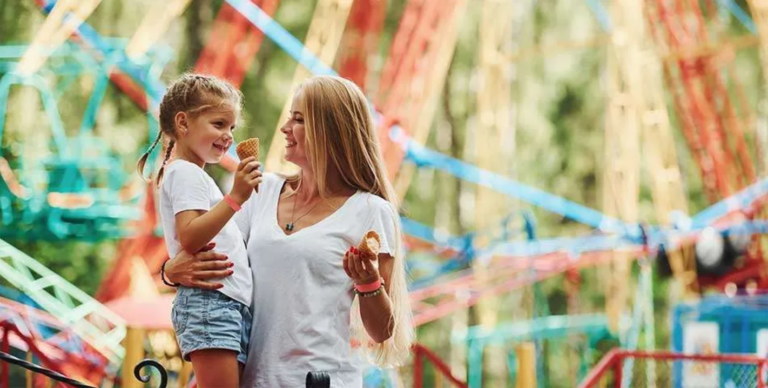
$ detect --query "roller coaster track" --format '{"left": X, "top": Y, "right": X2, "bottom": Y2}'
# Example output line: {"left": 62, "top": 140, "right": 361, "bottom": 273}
{"left": 0, "top": 239, "right": 124, "bottom": 367}
{"left": 0, "top": 296, "right": 109, "bottom": 386}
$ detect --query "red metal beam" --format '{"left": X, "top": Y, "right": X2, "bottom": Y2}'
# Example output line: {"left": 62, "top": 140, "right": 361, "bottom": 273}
{"left": 0, "top": 297, "right": 109, "bottom": 385}
{"left": 649, "top": 0, "right": 756, "bottom": 199}
{"left": 579, "top": 349, "right": 768, "bottom": 388}
{"left": 338, "top": 0, "right": 387, "bottom": 88}
{"left": 194, "top": 0, "right": 280, "bottom": 87}
{"left": 412, "top": 343, "right": 468, "bottom": 388}
{"left": 374, "top": 0, "right": 459, "bottom": 180}
{"left": 646, "top": 0, "right": 765, "bottom": 290}
{"left": 96, "top": 184, "right": 166, "bottom": 302}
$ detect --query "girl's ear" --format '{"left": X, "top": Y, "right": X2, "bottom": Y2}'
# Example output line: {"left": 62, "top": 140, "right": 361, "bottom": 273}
{"left": 175, "top": 111, "right": 188, "bottom": 135}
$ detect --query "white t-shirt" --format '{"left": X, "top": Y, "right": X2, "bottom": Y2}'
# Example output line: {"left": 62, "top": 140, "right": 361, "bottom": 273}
{"left": 159, "top": 160, "right": 253, "bottom": 307}
{"left": 236, "top": 173, "right": 398, "bottom": 388}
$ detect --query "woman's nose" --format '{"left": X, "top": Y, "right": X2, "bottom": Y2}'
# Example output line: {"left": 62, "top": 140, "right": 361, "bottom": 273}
{"left": 280, "top": 121, "right": 290, "bottom": 134}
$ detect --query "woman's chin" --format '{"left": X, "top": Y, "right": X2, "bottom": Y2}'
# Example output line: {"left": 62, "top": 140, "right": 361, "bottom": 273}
{"left": 284, "top": 155, "right": 309, "bottom": 168}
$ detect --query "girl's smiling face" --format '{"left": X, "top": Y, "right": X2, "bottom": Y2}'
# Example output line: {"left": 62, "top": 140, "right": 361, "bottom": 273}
{"left": 176, "top": 100, "right": 238, "bottom": 167}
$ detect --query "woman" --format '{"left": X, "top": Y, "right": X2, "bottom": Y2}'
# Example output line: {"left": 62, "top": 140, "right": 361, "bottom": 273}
{"left": 163, "top": 75, "right": 414, "bottom": 387}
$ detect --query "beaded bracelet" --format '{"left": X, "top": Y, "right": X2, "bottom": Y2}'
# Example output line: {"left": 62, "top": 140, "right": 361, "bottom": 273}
{"left": 355, "top": 286, "right": 383, "bottom": 298}
{"left": 161, "top": 259, "right": 180, "bottom": 287}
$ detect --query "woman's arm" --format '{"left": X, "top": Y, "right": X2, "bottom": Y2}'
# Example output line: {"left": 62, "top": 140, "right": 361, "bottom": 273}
{"left": 345, "top": 249, "right": 395, "bottom": 343}
{"left": 358, "top": 253, "right": 395, "bottom": 342}
{"left": 164, "top": 243, "right": 234, "bottom": 290}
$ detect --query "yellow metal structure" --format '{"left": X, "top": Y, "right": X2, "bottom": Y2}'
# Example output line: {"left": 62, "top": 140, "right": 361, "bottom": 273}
{"left": 515, "top": 342, "right": 537, "bottom": 388}
{"left": 264, "top": 0, "right": 354, "bottom": 175}
{"left": 469, "top": 0, "right": 516, "bottom": 381}
{"left": 18, "top": 0, "right": 102, "bottom": 75}
{"left": 125, "top": 0, "right": 193, "bottom": 60}
{"left": 604, "top": 0, "right": 694, "bottom": 331}
{"left": 121, "top": 327, "right": 145, "bottom": 388}
{"left": 640, "top": 56, "right": 698, "bottom": 297}
{"left": 747, "top": 0, "right": 768, "bottom": 176}
{"left": 473, "top": 0, "right": 515, "bottom": 245}
{"left": 748, "top": 0, "right": 768, "bottom": 94}
{"left": 603, "top": 0, "right": 643, "bottom": 332}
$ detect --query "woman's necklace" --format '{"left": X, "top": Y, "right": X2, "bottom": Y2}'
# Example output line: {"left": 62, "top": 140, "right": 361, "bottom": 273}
{"left": 285, "top": 194, "right": 324, "bottom": 232}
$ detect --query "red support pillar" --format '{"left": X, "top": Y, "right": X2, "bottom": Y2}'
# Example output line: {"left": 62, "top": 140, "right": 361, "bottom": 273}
{"left": 194, "top": 0, "right": 281, "bottom": 87}
{"left": 2, "top": 328, "right": 8, "bottom": 388}
{"left": 338, "top": 0, "right": 387, "bottom": 88}
{"left": 613, "top": 354, "right": 623, "bottom": 388}
{"left": 413, "top": 345, "right": 423, "bottom": 388}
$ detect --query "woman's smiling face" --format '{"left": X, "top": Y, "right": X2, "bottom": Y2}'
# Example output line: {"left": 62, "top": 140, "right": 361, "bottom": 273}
{"left": 280, "top": 91, "right": 308, "bottom": 167}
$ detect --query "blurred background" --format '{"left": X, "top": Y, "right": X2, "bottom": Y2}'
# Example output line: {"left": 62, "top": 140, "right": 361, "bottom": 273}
{"left": 2, "top": 0, "right": 768, "bottom": 387}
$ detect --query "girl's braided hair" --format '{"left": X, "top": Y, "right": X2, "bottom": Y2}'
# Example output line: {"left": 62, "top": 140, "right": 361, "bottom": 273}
{"left": 137, "top": 73, "right": 243, "bottom": 186}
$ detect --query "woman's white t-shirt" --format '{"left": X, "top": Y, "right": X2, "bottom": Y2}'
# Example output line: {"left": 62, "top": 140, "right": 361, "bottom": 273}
{"left": 235, "top": 173, "right": 398, "bottom": 388}
{"left": 159, "top": 160, "right": 253, "bottom": 306}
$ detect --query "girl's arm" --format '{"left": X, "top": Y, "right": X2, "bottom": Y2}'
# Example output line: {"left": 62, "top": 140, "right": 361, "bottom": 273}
{"left": 176, "top": 201, "right": 241, "bottom": 254}
{"left": 177, "top": 157, "right": 261, "bottom": 253}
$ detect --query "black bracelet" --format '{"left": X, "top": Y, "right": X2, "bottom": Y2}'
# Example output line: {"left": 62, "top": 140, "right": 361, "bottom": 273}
{"left": 161, "top": 259, "right": 180, "bottom": 287}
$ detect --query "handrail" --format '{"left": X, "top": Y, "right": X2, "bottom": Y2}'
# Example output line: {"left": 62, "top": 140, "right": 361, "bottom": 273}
{"left": 412, "top": 343, "right": 468, "bottom": 387}
{"left": 578, "top": 349, "right": 768, "bottom": 388}
{"left": 0, "top": 351, "right": 338, "bottom": 388}
{"left": 0, "top": 351, "right": 94, "bottom": 388}
{"left": 0, "top": 351, "right": 168, "bottom": 388}
{"left": 577, "top": 348, "right": 621, "bottom": 388}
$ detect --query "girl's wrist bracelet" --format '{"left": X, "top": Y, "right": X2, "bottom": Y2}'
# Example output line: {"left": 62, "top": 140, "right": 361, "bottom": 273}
{"left": 223, "top": 194, "right": 242, "bottom": 212}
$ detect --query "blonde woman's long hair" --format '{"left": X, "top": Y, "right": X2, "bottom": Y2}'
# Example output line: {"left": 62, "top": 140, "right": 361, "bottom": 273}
{"left": 292, "top": 75, "right": 414, "bottom": 366}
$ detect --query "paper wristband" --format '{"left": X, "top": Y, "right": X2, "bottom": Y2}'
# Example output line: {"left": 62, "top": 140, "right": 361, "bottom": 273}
{"left": 223, "top": 194, "right": 242, "bottom": 212}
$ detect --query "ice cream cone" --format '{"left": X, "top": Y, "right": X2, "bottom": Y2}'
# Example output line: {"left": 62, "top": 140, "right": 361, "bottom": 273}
{"left": 236, "top": 138, "right": 260, "bottom": 193}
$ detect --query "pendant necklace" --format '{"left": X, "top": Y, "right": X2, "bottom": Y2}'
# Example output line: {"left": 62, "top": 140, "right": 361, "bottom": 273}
{"left": 285, "top": 194, "right": 324, "bottom": 232}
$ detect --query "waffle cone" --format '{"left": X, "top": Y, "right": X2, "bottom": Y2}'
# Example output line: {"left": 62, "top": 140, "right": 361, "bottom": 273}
{"left": 357, "top": 230, "right": 381, "bottom": 259}
{"left": 236, "top": 138, "right": 259, "bottom": 160}
{"left": 236, "top": 138, "right": 260, "bottom": 193}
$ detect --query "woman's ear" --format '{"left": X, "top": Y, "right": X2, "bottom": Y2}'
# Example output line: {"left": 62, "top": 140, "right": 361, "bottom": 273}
{"left": 175, "top": 111, "right": 189, "bottom": 135}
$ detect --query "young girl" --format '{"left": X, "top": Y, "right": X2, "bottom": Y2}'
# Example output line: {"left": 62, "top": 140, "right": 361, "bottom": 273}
{"left": 137, "top": 73, "right": 261, "bottom": 388}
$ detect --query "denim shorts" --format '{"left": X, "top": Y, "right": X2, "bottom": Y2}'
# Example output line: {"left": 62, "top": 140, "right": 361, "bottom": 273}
{"left": 171, "top": 287, "right": 252, "bottom": 365}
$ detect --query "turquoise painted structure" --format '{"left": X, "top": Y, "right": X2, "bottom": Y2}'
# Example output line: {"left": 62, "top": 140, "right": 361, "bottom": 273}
{"left": 0, "top": 41, "right": 172, "bottom": 240}
{"left": 453, "top": 314, "right": 619, "bottom": 388}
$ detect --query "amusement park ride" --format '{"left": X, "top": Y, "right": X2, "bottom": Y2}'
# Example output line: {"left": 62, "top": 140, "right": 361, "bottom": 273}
{"left": 1, "top": 0, "right": 768, "bottom": 386}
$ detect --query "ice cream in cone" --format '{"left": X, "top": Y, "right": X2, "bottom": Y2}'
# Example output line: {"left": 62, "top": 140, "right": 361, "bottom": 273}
{"left": 236, "top": 138, "right": 260, "bottom": 193}
{"left": 357, "top": 230, "right": 381, "bottom": 259}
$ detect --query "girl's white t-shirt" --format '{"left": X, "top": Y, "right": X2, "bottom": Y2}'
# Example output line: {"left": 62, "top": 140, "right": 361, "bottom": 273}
{"left": 236, "top": 173, "right": 398, "bottom": 388}
{"left": 159, "top": 160, "right": 253, "bottom": 306}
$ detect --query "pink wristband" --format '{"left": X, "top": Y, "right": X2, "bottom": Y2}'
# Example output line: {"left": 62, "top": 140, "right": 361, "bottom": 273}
{"left": 354, "top": 278, "right": 382, "bottom": 293}
{"left": 223, "top": 194, "right": 241, "bottom": 212}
